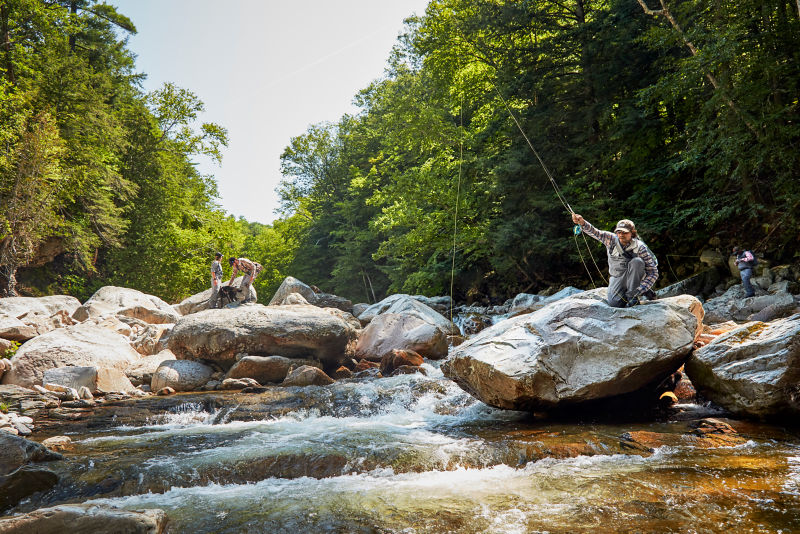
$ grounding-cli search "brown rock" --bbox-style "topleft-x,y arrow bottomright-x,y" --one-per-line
390,365 -> 427,377
282,365 -> 334,387
380,349 -> 423,375
332,366 -> 353,379
156,387 -> 175,396
355,359 -> 379,372
0,503 -> 167,533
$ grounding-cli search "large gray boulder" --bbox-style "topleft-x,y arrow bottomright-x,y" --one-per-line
703,282 -> 796,323
354,313 -> 449,361
73,286 -> 180,324
685,314 -> 800,419
356,294 -> 458,334
1,322 -> 142,389
174,277 -> 257,315
151,359 -> 215,392
508,287 -> 584,317
442,292 -> 703,411
0,296 -> 81,320
269,276 -> 352,312
0,504 -> 167,533
125,349 -> 177,387
167,304 -> 358,370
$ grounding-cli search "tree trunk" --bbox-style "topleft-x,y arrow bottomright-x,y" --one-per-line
1,3 -> 15,85
69,1 -> 78,52
635,0 -> 760,139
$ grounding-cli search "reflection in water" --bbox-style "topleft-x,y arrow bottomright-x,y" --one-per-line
22,366 -> 800,533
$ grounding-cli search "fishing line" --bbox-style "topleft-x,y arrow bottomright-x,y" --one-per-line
449,84 -> 464,323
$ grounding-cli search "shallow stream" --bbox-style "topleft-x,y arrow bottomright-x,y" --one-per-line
17,362 -> 800,533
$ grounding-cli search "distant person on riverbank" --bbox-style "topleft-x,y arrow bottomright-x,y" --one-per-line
228,257 -> 263,304
208,252 -> 224,309
732,247 -> 757,298
571,213 -> 658,307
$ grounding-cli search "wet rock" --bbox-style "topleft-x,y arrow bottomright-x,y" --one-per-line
73,286 -> 180,324
685,314 -> 800,419
220,377 -> 261,390
620,427 -> 747,453
355,313 -> 449,362
443,292 -> 703,411
225,355 -> 320,384
151,360 -> 215,392
1,322 -> 141,389
332,366 -> 353,379
355,359 -> 379,371
353,368 -> 382,379
390,365 -> 427,377
0,431 -> 62,476
0,504 -> 167,533
282,365 -> 334,387
460,314 -> 494,336
41,436 -> 72,451
168,304 -> 358,370
672,375 -> 697,402
380,349 -> 423,375
0,466 -> 59,513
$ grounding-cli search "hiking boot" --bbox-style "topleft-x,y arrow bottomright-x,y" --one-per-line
643,289 -> 657,301
626,297 -> 640,308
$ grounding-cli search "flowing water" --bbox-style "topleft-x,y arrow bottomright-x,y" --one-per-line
18,363 -> 800,533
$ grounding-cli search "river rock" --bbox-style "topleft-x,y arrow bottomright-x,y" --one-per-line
0,504 -> 167,533
357,294 -> 454,326
352,303 -> 370,317
354,313 -> 448,361
225,355 -> 321,384
282,365 -> 334,387
508,287 -> 584,318
41,436 -> 72,451
151,360 -> 215,392
0,295 -> 81,321
174,276 -> 257,315
1,322 -> 142,389
380,349 -> 424,375
703,284 -> 795,323
125,349 -> 177,387
220,377 -> 261,390
656,268 -> 722,300
442,292 -> 703,411
42,366 -> 136,394
269,276 -> 353,312
73,286 -> 180,324
0,432 -> 62,512
0,313 -> 37,342
167,304 -> 358,370
685,314 -> 800,419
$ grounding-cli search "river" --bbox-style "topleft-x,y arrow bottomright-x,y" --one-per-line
18,361 -> 800,533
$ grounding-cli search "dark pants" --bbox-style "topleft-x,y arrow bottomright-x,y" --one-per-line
740,267 -> 755,297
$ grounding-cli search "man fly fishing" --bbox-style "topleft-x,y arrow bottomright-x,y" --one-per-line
571,213 -> 658,307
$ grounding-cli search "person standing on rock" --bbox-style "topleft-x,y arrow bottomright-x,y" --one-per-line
571,214 -> 658,307
228,257 -> 263,304
732,246 -> 757,298
208,252 -> 225,309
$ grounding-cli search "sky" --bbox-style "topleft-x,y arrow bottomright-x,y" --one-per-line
113,0 -> 431,224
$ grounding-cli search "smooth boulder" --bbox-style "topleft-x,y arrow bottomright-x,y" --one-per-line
225,355 -> 321,384
151,360 -> 215,392
1,323 -> 141,389
174,277 -> 257,315
168,304 -> 358,369
0,296 -> 81,320
703,282 -> 796,324
685,314 -> 800,418
0,504 -> 167,533
442,292 -> 703,411
73,286 -> 180,324
355,313 -> 448,361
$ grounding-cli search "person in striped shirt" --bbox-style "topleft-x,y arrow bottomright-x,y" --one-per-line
571,213 -> 658,307
228,257 -> 263,304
